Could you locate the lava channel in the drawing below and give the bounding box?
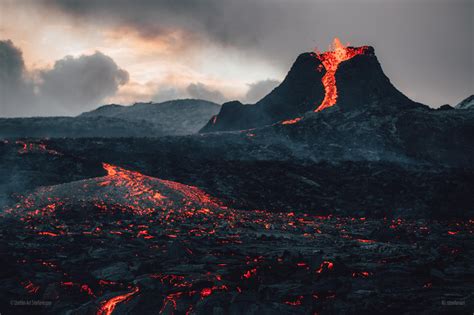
[97,286,139,315]
[315,37,370,112]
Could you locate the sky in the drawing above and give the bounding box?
[0,0,472,117]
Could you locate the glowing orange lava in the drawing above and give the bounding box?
[100,163,219,215]
[97,286,139,315]
[281,117,302,125]
[315,38,369,112]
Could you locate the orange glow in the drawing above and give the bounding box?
[22,280,40,294]
[315,261,334,273]
[200,288,212,297]
[356,238,376,244]
[281,117,302,125]
[103,163,119,176]
[315,38,369,112]
[243,268,257,279]
[100,162,219,213]
[97,286,139,315]
[38,231,59,237]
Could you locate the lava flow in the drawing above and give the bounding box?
[97,286,139,315]
[315,38,370,112]
[281,117,302,125]
[2,148,473,314]
[280,38,370,125]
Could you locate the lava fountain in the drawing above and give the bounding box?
[315,38,370,112]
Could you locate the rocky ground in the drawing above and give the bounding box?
[0,162,472,314]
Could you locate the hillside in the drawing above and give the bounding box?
[80,99,220,135]
[0,99,220,138]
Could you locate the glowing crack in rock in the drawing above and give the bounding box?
[315,38,370,112]
[281,117,302,125]
[97,286,139,315]
[16,140,62,155]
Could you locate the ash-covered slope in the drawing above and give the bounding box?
[80,99,220,135]
[0,99,220,138]
[5,162,220,217]
[200,41,424,133]
[333,50,425,112]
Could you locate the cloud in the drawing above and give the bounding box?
[39,0,295,64]
[0,40,34,117]
[152,86,184,103]
[0,40,129,117]
[40,0,474,107]
[186,82,226,104]
[39,52,129,114]
[243,79,280,103]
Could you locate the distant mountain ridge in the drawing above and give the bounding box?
[80,99,220,135]
[0,99,220,138]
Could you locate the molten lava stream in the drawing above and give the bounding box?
[97,286,139,315]
[315,38,369,112]
[281,117,302,125]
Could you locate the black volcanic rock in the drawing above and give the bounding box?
[200,52,325,132]
[335,51,425,112]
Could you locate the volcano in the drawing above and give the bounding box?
[200,38,424,133]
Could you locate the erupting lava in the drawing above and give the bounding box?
[315,38,370,112]
[280,38,370,125]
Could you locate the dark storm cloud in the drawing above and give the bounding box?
[39,52,129,114]
[43,0,258,45]
[243,79,280,103]
[43,0,473,107]
[0,40,34,117]
[0,40,129,117]
[186,83,226,104]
